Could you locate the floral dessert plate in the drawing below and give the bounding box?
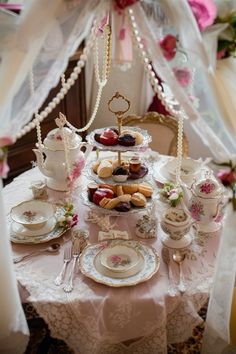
[86,126,152,152]
[9,205,69,244]
[12,216,56,237]
[99,244,140,273]
[80,190,154,216]
[79,240,160,287]
[84,157,150,185]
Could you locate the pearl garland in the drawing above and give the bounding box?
[65,24,111,133]
[14,20,98,142]
[175,115,184,186]
[128,8,186,186]
[127,8,186,120]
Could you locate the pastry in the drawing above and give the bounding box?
[133,131,143,145]
[99,197,112,208]
[122,184,139,194]
[99,128,118,146]
[129,165,148,180]
[138,184,153,197]
[97,160,113,178]
[99,197,120,209]
[129,155,141,173]
[93,188,114,205]
[112,167,129,183]
[98,184,116,193]
[131,192,147,207]
[112,159,129,170]
[118,134,136,146]
[92,160,101,173]
[115,202,131,212]
[116,185,124,196]
[87,183,98,201]
[118,194,132,203]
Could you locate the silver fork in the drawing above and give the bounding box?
[54,246,72,286]
[63,241,80,293]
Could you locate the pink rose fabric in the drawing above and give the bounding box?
[188,0,217,31]
[173,67,191,87]
[159,34,177,61]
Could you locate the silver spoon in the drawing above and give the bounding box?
[13,243,61,263]
[162,247,176,296]
[172,251,186,294]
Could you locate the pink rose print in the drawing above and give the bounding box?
[188,0,216,31]
[217,49,226,60]
[111,255,122,265]
[159,34,177,61]
[173,67,191,87]
[190,201,204,221]
[199,182,215,194]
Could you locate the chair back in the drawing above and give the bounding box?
[122,112,188,157]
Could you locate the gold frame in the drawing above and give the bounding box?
[122,111,188,157]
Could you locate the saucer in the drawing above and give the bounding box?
[161,232,192,249]
[95,250,144,279]
[99,244,140,273]
[12,216,57,237]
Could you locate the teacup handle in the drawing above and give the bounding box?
[79,142,93,159]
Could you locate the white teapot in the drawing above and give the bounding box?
[182,172,224,232]
[33,126,92,191]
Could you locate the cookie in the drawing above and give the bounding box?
[131,192,146,207]
[138,184,153,197]
[122,184,139,194]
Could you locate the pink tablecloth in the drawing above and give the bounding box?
[3,164,220,354]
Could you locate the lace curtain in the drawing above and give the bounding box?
[0,0,102,351]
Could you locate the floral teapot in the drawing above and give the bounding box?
[181,172,224,232]
[33,116,92,191]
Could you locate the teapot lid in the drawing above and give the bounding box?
[43,127,82,151]
[194,177,223,198]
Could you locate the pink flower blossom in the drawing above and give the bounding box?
[188,0,217,31]
[159,34,177,61]
[217,49,226,60]
[0,159,10,179]
[173,67,191,87]
[217,169,236,187]
[114,0,138,10]
[0,136,12,148]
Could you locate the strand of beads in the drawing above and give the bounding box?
[29,68,43,149]
[127,8,185,120]
[14,19,98,143]
[66,24,111,133]
[175,114,184,187]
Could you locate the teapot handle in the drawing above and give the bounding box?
[213,201,224,222]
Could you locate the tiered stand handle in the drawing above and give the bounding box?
[108,92,130,165]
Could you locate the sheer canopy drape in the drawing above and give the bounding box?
[0,0,236,352]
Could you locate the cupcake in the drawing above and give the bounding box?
[112,167,129,183]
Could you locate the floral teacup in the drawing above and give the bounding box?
[160,207,192,241]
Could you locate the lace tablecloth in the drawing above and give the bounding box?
[3,163,220,354]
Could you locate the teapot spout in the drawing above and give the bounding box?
[33,149,53,178]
